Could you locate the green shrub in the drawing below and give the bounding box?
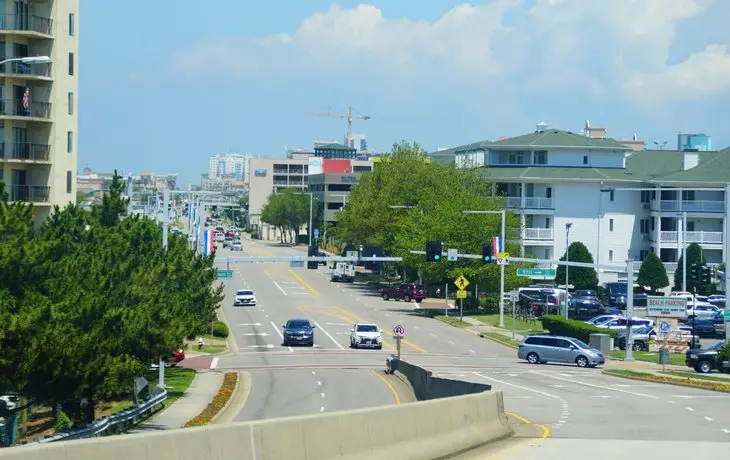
[541,315,617,343]
[212,320,229,338]
[481,295,500,315]
[54,410,73,432]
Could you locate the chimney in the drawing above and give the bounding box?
[682,151,699,171]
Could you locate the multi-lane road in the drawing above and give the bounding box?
[184,238,730,445]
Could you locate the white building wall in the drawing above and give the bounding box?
[545,149,625,168]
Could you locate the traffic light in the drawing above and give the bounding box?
[482,242,495,264]
[426,241,443,262]
[700,265,712,285]
[688,263,699,282]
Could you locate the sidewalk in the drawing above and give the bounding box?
[133,371,224,431]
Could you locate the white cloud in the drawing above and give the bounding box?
[171,0,730,108]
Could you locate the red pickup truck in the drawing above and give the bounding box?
[380,284,426,302]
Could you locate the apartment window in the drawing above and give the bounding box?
[681,190,695,201]
[68,92,74,115]
[533,151,547,165]
[609,219,614,231]
[67,131,73,153]
[583,155,588,165]
[687,221,695,232]
[651,217,655,231]
[609,250,614,262]
[546,187,552,199]
[609,190,615,202]
[69,13,75,36]
[66,171,72,193]
[545,217,551,228]
[640,220,646,234]
[68,52,74,75]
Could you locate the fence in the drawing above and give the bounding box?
[16,387,167,447]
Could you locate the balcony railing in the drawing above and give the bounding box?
[0,99,51,119]
[659,231,723,244]
[0,142,51,161]
[11,185,50,203]
[663,262,678,272]
[0,14,53,35]
[658,200,724,213]
[503,197,554,209]
[523,228,553,240]
[0,59,51,77]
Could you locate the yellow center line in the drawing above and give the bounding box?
[288,270,320,296]
[505,412,550,438]
[489,412,550,459]
[333,306,427,353]
[371,370,401,404]
[298,308,397,351]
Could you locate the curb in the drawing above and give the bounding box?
[479,332,519,349]
[602,370,730,393]
[216,304,237,353]
[213,372,252,425]
[210,371,242,424]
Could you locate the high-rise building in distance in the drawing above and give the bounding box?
[208,153,250,181]
[0,0,79,223]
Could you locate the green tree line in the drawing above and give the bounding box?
[0,173,223,424]
[260,188,320,244]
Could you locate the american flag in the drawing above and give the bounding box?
[22,87,30,109]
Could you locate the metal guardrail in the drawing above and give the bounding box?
[21,387,167,446]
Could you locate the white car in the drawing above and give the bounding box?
[349,323,383,349]
[234,289,256,306]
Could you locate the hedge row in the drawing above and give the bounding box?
[184,372,238,427]
[212,320,229,338]
[541,315,618,343]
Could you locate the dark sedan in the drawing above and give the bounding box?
[568,299,609,321]
[282,319,315,347]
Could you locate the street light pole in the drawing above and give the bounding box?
[565,222,572,319]
[462,210,507,327]
[681,211,687,292]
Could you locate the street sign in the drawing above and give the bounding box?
[496,258,509,265]
[454,275,470,290]
[313,229,320,238]
[659,321,671,333]
[447,248,458,262]
[724,309,730,322]
[456,290,467,299]
[497,252,510,258]
[509,291,519,302]
[393,324,405,336]
[516,268,556,277]
[647,297,687,318]
[217,270,233,279]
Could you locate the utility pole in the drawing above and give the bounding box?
[681,211,687,292]
[159,188,169,386]
[565,223,572,319]
[624,259,635,361]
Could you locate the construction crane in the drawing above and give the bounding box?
[311,106,371,148]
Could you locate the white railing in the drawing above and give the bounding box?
[659,231,723,244]
[663,262,678,272]
[505,197,521,208]
[658,200,724,212]
[522,228,553,240]
[525,197,553,209]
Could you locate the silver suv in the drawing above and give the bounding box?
[518,335,605,368]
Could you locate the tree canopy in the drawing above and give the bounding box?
[0,173,222,423]
[330,140,531,291]
[674,243,712,294]
[637,252,669,292]
[554,241,598,290]
[260,189,319,244]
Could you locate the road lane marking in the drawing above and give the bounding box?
[505,412,551,439]
[705,416,713,421]
[530,371,659,399]
[473,372,561,400]
[371,370,401,405]
[210,357,219,369]
[239,323,262,326]
[723,429,730,434]
[320,407,325,412]
[468,350,476,354]
[321,392,325,398]
[241,333,270,336]
[270,321,293,352]
[448,341,455,345]
[687,407,694,411]
[248,344,274,349]
[289,270,320,295]
[326,323,351,326]
[312,321,345,350]
[272,280,288,296]
[318,381,322,386]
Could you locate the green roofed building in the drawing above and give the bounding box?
[429,123,729,287]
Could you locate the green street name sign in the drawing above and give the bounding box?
[516,268,556,277]
[217,270,233,279]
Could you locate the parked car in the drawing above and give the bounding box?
[685,342,729,373]
[518,288,565,316]
[568,299,607,321]
[585,314,623,326]
[596,317,654,331]
[573,290,598,301]
[686,302,720,320]
[282,319,315,347]
[683,311,725,338]
[617,326,656,351]
[518,335,605,368]
[349,323,383,349]
[231,241,243,251]
[380,283,426,302]
[604,282,648,308]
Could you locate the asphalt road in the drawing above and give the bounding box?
[186,238,730,445]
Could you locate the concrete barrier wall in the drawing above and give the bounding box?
[0,391,512,460]
[393,359,492,400]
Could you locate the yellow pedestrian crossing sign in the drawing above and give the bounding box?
[456,290,467,299]
[454,275,470,291]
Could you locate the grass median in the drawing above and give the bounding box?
[604,369,730,392]
[471,314,545,334]
[146,367,197,411]
[608,350,686,366]
[479,332,521,349]
[436,316,470,327]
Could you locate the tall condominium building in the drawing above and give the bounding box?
[0,0,79,223]
[208,153,249,181]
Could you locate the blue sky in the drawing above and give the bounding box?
[80,0,730,186]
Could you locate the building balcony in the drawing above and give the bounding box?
[0,142,51,162]
[663,262,678,273]
[656,200,724,213]
[505,196,554,209]
[0,60,52,79]
[10,185,50,203]
[659,231,723,244]
[523,228,553,240]
[0,14,53,36]
[0,99,51,120]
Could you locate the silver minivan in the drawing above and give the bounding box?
[518,335,605,368]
